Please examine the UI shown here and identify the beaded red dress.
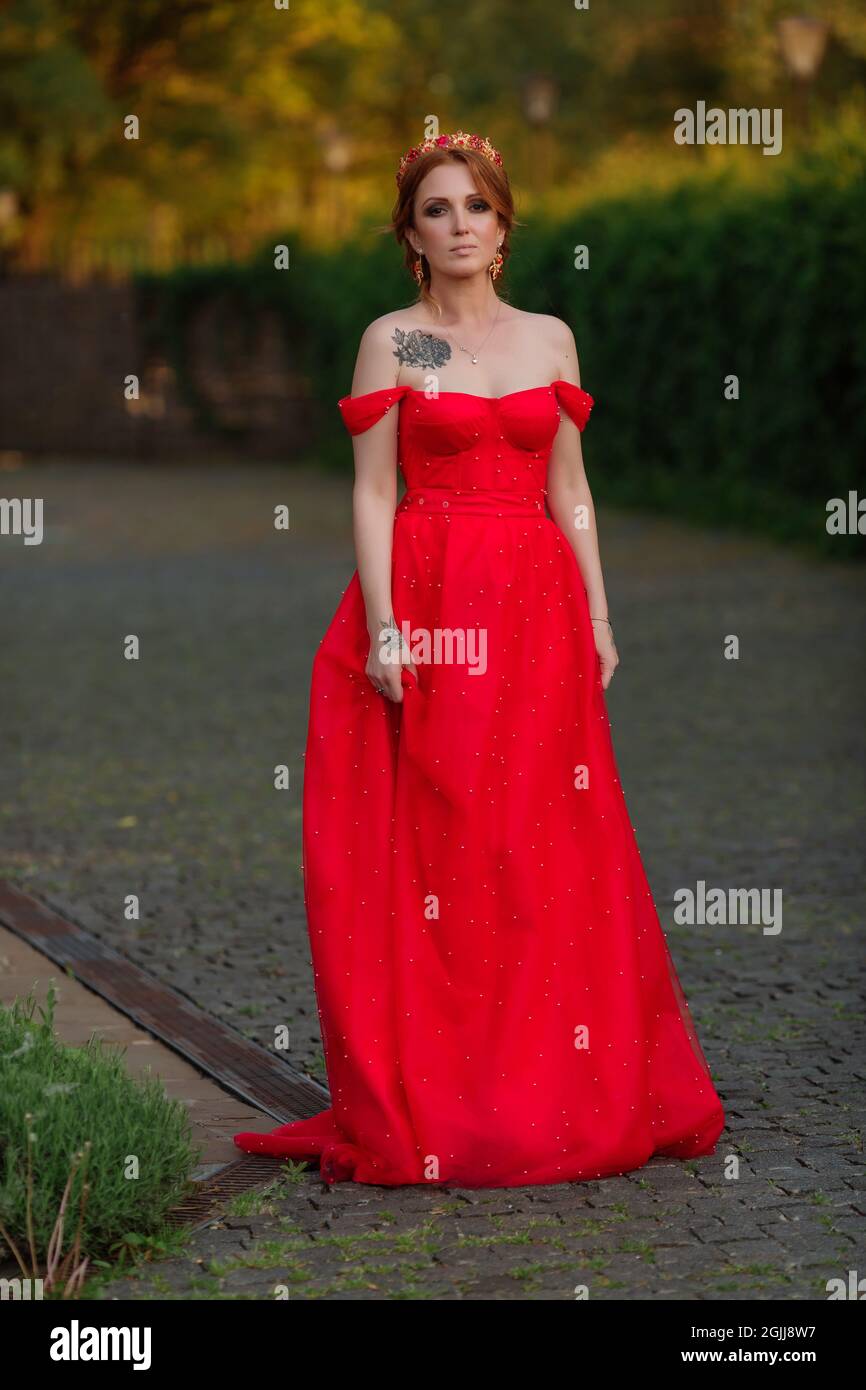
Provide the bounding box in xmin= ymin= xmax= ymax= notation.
xmin=233 ymin=380 xmax=725 ymax=1186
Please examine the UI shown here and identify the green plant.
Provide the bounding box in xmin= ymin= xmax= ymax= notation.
xmin=0 ymin=983 xmax=198 ymax=1294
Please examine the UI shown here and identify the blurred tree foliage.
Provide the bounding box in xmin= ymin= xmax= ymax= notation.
xmin=1 ymin=0 xmax=865 ymax=272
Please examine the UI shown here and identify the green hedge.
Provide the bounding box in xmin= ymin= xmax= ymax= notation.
xmin=138 ymin=152 xmax=866 ymax=555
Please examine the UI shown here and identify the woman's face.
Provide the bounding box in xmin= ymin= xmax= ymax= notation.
xmin=409 ymin=160 xmax=501 ymax=280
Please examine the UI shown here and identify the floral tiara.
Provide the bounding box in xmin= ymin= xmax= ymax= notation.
xmin=396 ymin=130 xmax=504 ymax=187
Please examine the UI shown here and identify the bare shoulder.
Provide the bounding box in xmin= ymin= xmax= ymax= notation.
xmin=536 ymin=312 xmax=582 ymax=384
xmin=510 ymin=309 xmax=581 ymax=381
xmin=537 ymin=312 xmax=580 ymax=361
xmin=349 ymin=309 xmax=417 ymax=394
xmin=361 ymin=307 xmax=420 ymax=340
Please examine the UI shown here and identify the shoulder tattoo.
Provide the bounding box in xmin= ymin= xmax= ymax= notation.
xmin=391 ymin=327 xmax=451 ymax=370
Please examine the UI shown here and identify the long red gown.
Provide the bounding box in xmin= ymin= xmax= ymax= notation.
xmin=233 ymin=380 xmax=725 ymax=1186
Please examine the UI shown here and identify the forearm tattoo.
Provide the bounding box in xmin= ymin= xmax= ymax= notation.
xmin=392 ymin=327 xmax=451 ymax=370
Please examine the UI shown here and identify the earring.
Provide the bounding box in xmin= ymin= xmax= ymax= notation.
xmin=489 ymin=244 xmax=504 ymax=280
xmin=413 ymin=250 xmax=425 ymax=285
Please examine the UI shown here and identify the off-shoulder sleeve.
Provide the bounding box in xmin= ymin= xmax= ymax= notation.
xmin=552 ymin=379 xmax=594 ymax=432
xmin=337 ymin=385 xmax=413 ymax=436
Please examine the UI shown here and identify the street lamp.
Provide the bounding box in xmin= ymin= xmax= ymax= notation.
xmin=322 ymin=129 xmax=352 ymax=175
xmin=523 ymin=76 xmax=558 ymax=194
xmin=524 ymin=75 xmax=558 ymax=126
xmin=319 ymin=126 xmax=353 ymax=240
xmin=777 ymin=15 xmax=829 ymax=134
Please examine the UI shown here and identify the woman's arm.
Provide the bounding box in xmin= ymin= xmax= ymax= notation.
xmin=348 ymin=320 xmax=417 ymax=702
xmin=545 ymin=321 xmax=619 ymax=690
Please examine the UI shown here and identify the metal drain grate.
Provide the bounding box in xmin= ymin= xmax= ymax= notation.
xmin=0 ymin=880 xmax=329 ymax=1123
xmin=166 ymin=1154 xmax=303 ymax=1230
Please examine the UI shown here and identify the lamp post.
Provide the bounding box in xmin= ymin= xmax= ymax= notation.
xmin=523 ymin=75 xmax=558 ymax=195
xmin=777 ymin=15 xmax=829 ymax=136
xmin=320 ymin=126 xmax=352 ymax=241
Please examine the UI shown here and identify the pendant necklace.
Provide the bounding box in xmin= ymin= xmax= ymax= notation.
xmin=449 ymin=298 xmax=502 ymax=364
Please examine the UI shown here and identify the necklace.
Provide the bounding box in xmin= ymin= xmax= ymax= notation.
xmin=447 ymin=299 xmax=502 ymax=364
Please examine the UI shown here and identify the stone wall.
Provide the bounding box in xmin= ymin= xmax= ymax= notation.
xmin=0 ymin=276 xmax=316 ymax=459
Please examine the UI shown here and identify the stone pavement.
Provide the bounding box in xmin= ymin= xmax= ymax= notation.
xmin=0 ymin=458 xmax=863 ymax=1299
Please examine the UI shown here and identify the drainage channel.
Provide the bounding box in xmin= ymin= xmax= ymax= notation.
xmin=164 ymin=1154 xmax=302 ymax=1230
xmin=0 ymin=881 xmax=330 ymax=1228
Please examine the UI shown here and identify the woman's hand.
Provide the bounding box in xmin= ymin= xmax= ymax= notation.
xmin=591 ymin=617 xmax=619 ymax=691
xmin=365 ymin=622 xmax=420 ymax=703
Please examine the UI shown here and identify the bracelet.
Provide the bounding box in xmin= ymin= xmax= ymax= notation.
xmin=378 ymin=617 xmax=407 ymax=664
xmin=591 ymin=616 xmax=615 ymax=642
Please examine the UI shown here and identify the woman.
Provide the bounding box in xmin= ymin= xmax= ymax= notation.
xmin=234 ymin=131 xmax=725 ymax=1186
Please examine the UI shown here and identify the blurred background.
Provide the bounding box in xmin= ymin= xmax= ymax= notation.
xmin=0 ymin=1 xmax=864 ymax=1084
xmin=0 ymin=0 xmax=864 ymax=542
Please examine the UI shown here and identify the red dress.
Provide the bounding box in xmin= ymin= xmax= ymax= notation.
xmin=233 ymin=380 xmax=725 ymax=1186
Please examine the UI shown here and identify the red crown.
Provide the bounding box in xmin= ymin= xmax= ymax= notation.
xmin=396 ymin=130 xmax=503 ymax=187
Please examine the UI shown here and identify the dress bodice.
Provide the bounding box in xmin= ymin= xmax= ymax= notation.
xmin=337 ymin=381 xmax=593 ymax=495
